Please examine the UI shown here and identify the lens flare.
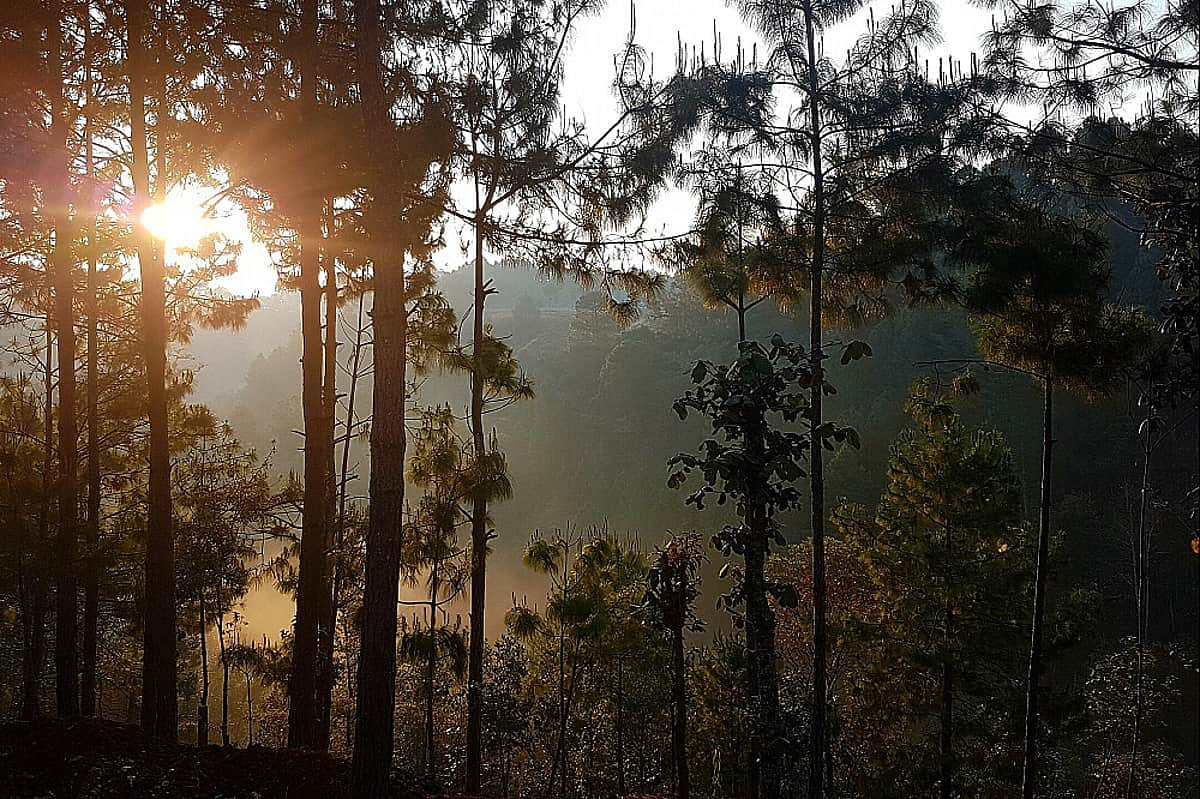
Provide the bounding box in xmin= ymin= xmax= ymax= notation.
xmin=140 ymin=197 xmax=211 ymax=249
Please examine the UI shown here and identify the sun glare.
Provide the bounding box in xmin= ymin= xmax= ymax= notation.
xmin=140 ymin=197 xmax=212 ymax=250
xmin=138 ymin=187 xmax=278 ymax=297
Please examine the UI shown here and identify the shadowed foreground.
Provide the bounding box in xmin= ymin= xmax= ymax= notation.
xmin=0 ymin=718 xmax=439 ymax=798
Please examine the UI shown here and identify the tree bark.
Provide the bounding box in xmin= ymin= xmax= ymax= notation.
xmin=351 ymin=0 xmax=409 ymax=793
xmin=744 ymin=494 xmax=780 ymax=799
xmin=81 ymin=0 xmax=101 ymax=718
xmin=46 ymin=0 xmax=81 ymax=720
xmin=465 ymin=176 xmax=489 ymax=797
xmin=425 ymin=559 xmax=440 ymax=777
xmin=21 ymin=321 xmax=54 ymax=721
xmin=198 ymin=593 xmax=209 ymax=746
xmin=672 ymin=625 xmax=690 ymax=799
xmin=219 ymin=613 xmax=230 ymax=747
xmin=129 ymin=0 xmax=177 ymax=741
xmin=288 ymin=0 xmax=331 ymax=751
xmin=1125 ymin=409 xmax=1152 ymax=797
xmin=1021 ymin=378 xmax=1054 ymax=799
xmin=315 ymin=216 xmax=339 ymax=750
xmin=804 ymin=9 xmax=827 ymax=797
xmin=940 ymin=606 xmax=954 ymax=799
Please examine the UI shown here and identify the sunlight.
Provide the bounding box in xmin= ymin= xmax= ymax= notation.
xmin=139 ymin=187 xmax=277 ymax=297
xmin=140 ymin=195 xmax=212 ymax=250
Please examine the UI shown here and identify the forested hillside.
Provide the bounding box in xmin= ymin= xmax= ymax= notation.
xmin=2 ymin=0 xmax=1196 ymax=798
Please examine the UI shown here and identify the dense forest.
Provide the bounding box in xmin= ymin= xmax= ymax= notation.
xmin=0 ymin=1 xmax=1196 ymax=798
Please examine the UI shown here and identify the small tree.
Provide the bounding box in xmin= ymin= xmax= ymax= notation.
xmin=402 ymin=406 xmax=471 ymax=778
xmin=644 ymin=533 xmax=706 ymax=799
xmin=833 ymin=380 xmax=1031 ymax=796
xmin=947 ymin=178 xmax=1152 ymax=797
xmin=669 ymin=335 xmax=861 ymax=797
xmin=508 ymin=531 xmax=651 ymax=797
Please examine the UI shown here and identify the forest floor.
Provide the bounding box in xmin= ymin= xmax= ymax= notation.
xmin=0 ymin=717 xmax=440 ymax=798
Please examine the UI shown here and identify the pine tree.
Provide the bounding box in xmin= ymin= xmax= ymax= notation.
xmin=635 ymin=5 xmax=985 ymax=788
xmin=947 ymin=176 xmax=1153 ymax=797
xmin=833 ymin=380 xmax=1031 ymax=796
xmin=126 ymin=0 xmax=176 ymax=740
xmin=350 ymin=0 xmax=450 ymax=792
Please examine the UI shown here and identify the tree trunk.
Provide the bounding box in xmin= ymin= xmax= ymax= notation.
xmin=744 ymin=500 xmax=780 ymax=799
xmin=337 ymin=289 xmax=366 ymax=532
xmin=1021 ymin=378 xmax=1054 ymax=799
xmin=329 ymin=288 xmax=365 ymax=754
xmin=46 ymin=0 xmax=81 ymax=720
xmin=129 ymin=0 xmax=176 ymax=741
xmin=81 ymin=1 xmax=101 ymax=718
xmin=22 ymin=319 xmax=55 ymax=720
xmin=216 ymin=599 xmax=230 ymax=747
xmin=616 ymin=657 xmax=626 ymax=797
xmin=425 ymin=559 xmax=440 ymax=777
xmin=288 ymin=0 xmax=331 ymax=751
xmin=804 ymin=10 xmax=827 ymax=798
xmin=198 ymin=593 xmax=209 ymax=746
xmin=246 ymin=669 xmax=254 ymax=747
xmin=546 ymin=650 xmax=581 ymax=797
xmin=465 ymin=184 xmax=489 ymax=796
xmin=351 ymin=0 xmax=409 ymax=793
xmin=546 ymin=548 xmax=572 ymax=796
xmin=1126 ymin=409 xmax=1153 ymax=797
xmin=940 ymin=609 xmax=954 ymax=799
xmin=672 ymin=625 xmax=689 ymax=799
xmin=220 ymin=640 xmax=230 ymax=747
xmin=316 ymin=218 xmax=339 ymax=750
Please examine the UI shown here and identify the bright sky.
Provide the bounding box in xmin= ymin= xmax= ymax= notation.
xmin=152 ymin=0 xmax=996 ymax=299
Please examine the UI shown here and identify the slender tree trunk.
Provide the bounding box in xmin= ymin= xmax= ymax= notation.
xmin=129 ymin=0 xmax=176 ymax=741
xmin=744 ymin=496 xmax=780 ymax=799
xmin=1021 ymin=378 xmax=1054 ymax=799
xmin=329 ymin=289 xmax=364 ymax=754
xmin=672 ymin=625 xmax=690 ymax=799
xmin=425 ymin=559 xmax=440 ymax=777
xmin=547 ymin=650 xmax=581 ymax=797
xmin=316 ymin=222 xmax=339 ymax=750
xmin=1126 ymin=410 xmax=1153 ymax=797
xmin=288 ymin=0 xmax=331 ymax=751
xmin=245 ymin=668 xmax=254 ymax=747
xmin=220 ymin=623 xmax=230 ymax=747
xmin=22 ymin=313 xmax=55 ymax=721
xmin=939 ymin=521 xmax=955 ymax=799
xmin=351 ymin=0 xmax=409 ymax=793
xmin=215 ymin=589 xmax=230 ymax=747
xmin=465 ymin=184 xmax=489 ymax=796
xmin=804 ymin=10 xmax=827 ymax=798
xmin=546 ymin=547 xmax=571 ymax=795
xmin=81 ymin=2 xmax=101 ymax=718
xmin=940 ymin=608 xmax=954 ymax=799
xmin=198 ymin=593 xmax=209 ymax=746
xmin=47 ymin=0 xmax=81 ymax=720
xmin=616 ymin=657 xmax=626 ymax=797
xmin=337 ymin=290 xmax=365 ymax=533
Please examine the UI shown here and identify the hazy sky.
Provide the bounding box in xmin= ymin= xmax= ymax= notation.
xmin=173 ymin=0 xmax=995 ymax=300
xmin=438 ymin=0 xmax=995 ymax=272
